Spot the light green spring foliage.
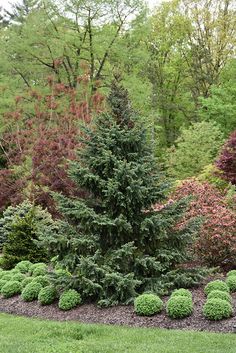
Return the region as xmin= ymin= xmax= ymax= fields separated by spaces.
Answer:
xmin=15 ymin=261 xmax=32 ymax=274
xmin=203 ymin=298 xmax=232 ymax=321
xmin=207 ymin=290 xmax=232 ymax=303
xmin=21 ymin=282 xmax=42 ymax=302
xmin=167 ymin=121 xmax=224 ymax=179
xmin=166 ymin=296 xmax=193 ymax=319
xmin=204 ymin=280 xmax=229 ymax=296
xmin=227 ymin=270 xmax=236 ymax=277
xmin=1 ymin=281 xmax=22 ymax=298
xmin=170 ymin=288 xmax=192 ymax=299
xmin=134 ymin=293 xmax=163 ymax=316
xmin=58 ymin=290 xmax=82 ymax=311
xmin=38 ymin=286 xmax=57 ymax=305
xmin=226 ymin=276 xmax=236 ymax=292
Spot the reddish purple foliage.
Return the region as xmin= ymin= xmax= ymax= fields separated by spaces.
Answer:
xmin=216 ymin=130 xmax=236 ymax=185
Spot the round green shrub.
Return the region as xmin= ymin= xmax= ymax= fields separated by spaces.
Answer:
xmin=22 ymin=277 xmax=33 ymax=288
xmin=0 ymin=271 xmax=9 ymax=280
xmin=134 ymin=294 xmax=163 ymax=316
xmin=204 ymin=280 xmax=229 ymax=295
xmin=207 ymin=290 xmax=232 ymax=303
xmin=166 ymin=296 xmax=193 ymax=319
xmin=226 ymin=276 xmax=236 ymax=292
xmin=31 ymin=263 xmax=47 ymax=277
xmin=32 ymin=276 xmax=49 ymax=287
xmin=1 ymin=281 xmax=22 ymax=298
xmin=15 ymin=260 xmax=32 ymax=273
xmin=21 ymin=282 xmax=42 ymax=302
xmin=203 ymin=298 xmax=232 ymax=320
xmin=38 ymin=286 xmax=57 ymax=305
xmin=227 ymin=270 xmax=236 ymax=278
xmin=58 ymin=289 xmax=82 ymax=311
xmin=0 ymin=279 xmax=7 ymax=290
xmin=171 ymin=289 xmax=192 ymax=299
xmin=10 ymin=268 xmax=19 ymax=275
xmin=1 ymin=273 xmax=12 ymax=281
xmin=11 ymin=273 xmax=25 ymax=282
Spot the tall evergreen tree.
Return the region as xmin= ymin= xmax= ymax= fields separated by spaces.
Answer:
xmin=41 ymin=78 xmax=199 ymax=306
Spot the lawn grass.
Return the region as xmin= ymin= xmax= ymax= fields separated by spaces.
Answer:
xmin=0 ymin=313 xmax=235 ymax=353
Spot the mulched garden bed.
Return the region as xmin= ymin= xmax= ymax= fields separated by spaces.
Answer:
xmin=0 ymin=287 xmax=236 ymax=333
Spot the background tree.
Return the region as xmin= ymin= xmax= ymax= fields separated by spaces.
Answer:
xmin=167 ymin=121 xmax=224 ymax=179
xmin=216 ymin=130 xmax=236 ymax=185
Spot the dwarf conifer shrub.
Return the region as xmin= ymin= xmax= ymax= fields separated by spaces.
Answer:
xmin=1 ymin=281 xmax=22 ymax=298
xmin=15 ymin=261 xmax=32 ymax=274
xmin=32 ymin=276 xmax=49 ymax=287
xmin=171 ymin=289 xmax=192 ymax=299
xmin=166 ymin=296 xmax=193 ymax=319
xmin=21 ymin=282 xmax=42 ymax=301
xmin=0 ymin=279 xmax=7 ymax=290
xmin=227 ymin=270 xmax=236 ymax=277
xmin=227 ymin=270 xmax=236 ymax=278
xmin=1 ymin=273 xmax=12 ymax=281
xmin=38 ymin=286 xmax=57 ymax=305
xmin=11 ymin=273 xmax=25 ymax=282
xmin=31 ymin=263 xmax=47 ymax=277
xmin=226 ymin=276 xmax=236 ymax=292
xmin=204 ymin=280 xmax=229 ymax=295
xmin=134 ymin=294 xmax=163 ymax=316
xmin=22 ymin=277 xmax=33 ymax=288
xmin=207 ymin=290 xmax=232 ymax=303
xmin=203 ymin=298 xmax=232 ymax=320
xmin=58 ymin=289 xmax=81 ymax=311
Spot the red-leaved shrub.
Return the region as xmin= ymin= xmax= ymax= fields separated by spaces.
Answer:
xmin=170 ymin=180 xmax=236 ymax=269
xmin=216 ymin=130 xmax=236 ymax=185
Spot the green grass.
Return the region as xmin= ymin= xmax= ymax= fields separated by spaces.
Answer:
xmin=0 ymin=313 xmax=235 ymax=353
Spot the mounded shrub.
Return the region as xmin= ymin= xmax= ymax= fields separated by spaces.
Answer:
xmin=226 ymin=276 xmax=236 ymax=292
xmin=134 ymin=294 xmax=163 ymax=316
xmin=21 ymin=282 xmax=42 ymax=302
xmin=30 ymin=263 xmax=47 ymax=277
xmin=32 ymin=276 xmax=49 ymax=287
xmin=0 ymin=279 xmax=7 ymax=290
xmin=38 ymin=286 xmax=57 ymax=305
xmin=11 ymin=273 xmax=25 ymax=282
xmin=0 ymin=271 xmax=9 ymax=280
xmin=58 ymin=289 xmax=82 ymax=311
xmin=227 ymin=270 xmax=236 ymax=278
xmin=203 ymin=298 xmax=232 ymax=320
xmin=22 ymin=277 xmax=33 ymax=288
xmin=1 ymin=281 xmax=22 ymax=298
xmin=204 ymin=280 xmax=229 ymax=295
xmin=15 ymin=261 xmax=32 ymax=274
xmin=207 ymin=290 xmax=232 ymax=303
xmin=170 ymin=289 xmax=192 ymax=299
xmin=166 ymin=296 xmax=193 ymax=319
xmin=1 ymin=273 xmax=12 ymax=281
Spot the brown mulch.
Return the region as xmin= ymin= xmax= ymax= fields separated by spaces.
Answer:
xmin=0 ymin=287 xmax=236 ymax=333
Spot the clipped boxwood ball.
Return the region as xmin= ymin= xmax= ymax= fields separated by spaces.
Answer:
xmin=11 ymin=273 xmax=25 ymax=282
xmin=166 ymin=296 xmax=193 ymax=319
xmin=204 ymin=280 xmax=229 ymax=296
xmin=32 ymin=276 xmax=49 ymax=287
xmin=227 ymin=270 xmax=236 ymax=278
xmin=21 ymin=282 xmax=42 ymax=302
xmin=15 ymin=261 xmax=32 ymax=274
xmin=207 ymin=290 xmax=232 ymax=303
xmin=58 ymin=289 xmax=81 ymax=311
xmin=0 ymin=279 xmax=7 ymax=290
xmin=38 ymin=286 xmax=57 ymax=305
xmin=226 ymin=276 xmax=236 ymax=292
xmin=1 ymin=281 xmax=22 ymax=298
xmin=171 ymin=289 xmax=192 ymax=300
xmin=203 ymin=298 xmax=232 ymax=320
xmin=134 ymin=294 xmax=163 ymax=316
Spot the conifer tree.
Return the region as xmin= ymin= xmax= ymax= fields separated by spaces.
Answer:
xmin=41 ymin=78 xmax=199 ymax=306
